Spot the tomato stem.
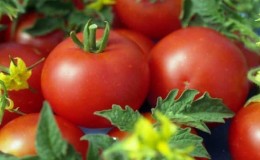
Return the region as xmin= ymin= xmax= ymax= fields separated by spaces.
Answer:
xmin=27 ymin=57 xmax=45 ymax=71
xmin=70 ymin=20 xmax=110 ymax=53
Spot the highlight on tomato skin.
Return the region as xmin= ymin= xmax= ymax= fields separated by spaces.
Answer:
xmin=0 ymin=113 xmax=88 ymax=158
xmin=147 ymin=26 xmax=250 ymax=114
xmin=228 ymin=102 xmax=260 ymax=160
xmin=41 ymin=22 xmax=150 ymax=128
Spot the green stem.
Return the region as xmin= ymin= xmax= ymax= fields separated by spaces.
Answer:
xmin=0 ymin=80 xmax=8 ymax=124
xmin=70 ymin=19 xmax=110 ymax=53
xmin=27 ymin=57 xmax=45 ymax=71
xmin=247 ymin=67 xmax=260 ymax=87
xmin=88 ymin=24 xmax=98 ymax=51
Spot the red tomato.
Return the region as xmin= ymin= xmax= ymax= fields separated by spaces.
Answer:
xmin=5 ymin=12 xmax=65 ymax=57
xmin=72 ymin=0 xmax=84 ymax=10
xmin=148 ymin=27 xmax=249 ymax=113
xmin=0 ymin=113 xmax=88 ymax=158
xmin=0 ymin=16 xmax=11 ymax=42
xmin=41 ymin=29 xmax=150 ymax=128
xmin=228 ymin=102 xmax=260 ymax=159
xmin=0 ymin=42 xmax=44 ymax=127
xmin=235 ymin=43 xmax=260 ymax=70
xmin=113 ymin=0 xmax=182 ymax=40
xmin=114 ymin=29 xmax=155 ymax=59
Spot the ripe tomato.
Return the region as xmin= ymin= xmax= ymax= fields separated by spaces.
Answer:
xmin=228 ymin=102 xmax=260 ymax=159
xmin=148 ymin=27 xmax=249 ymax=113
xmin=0 ymin=42 xmax=44 ymax=127
xmin=0 ymin=113 xmax=88 ymax=158
xmin=113 ymin=0 xmax=182 ymax=40
xmin=114 ymin=29 xmax=154 ymax=59
xmin=41 ymin=28 xmax=150 ymax=128
xmin=0 ymin=15 xmax=11 ymax=43
xmin=5 ymin=12 xmax=65 ymax=57
xmin=235 ymin=43 xmax=260 ymax=70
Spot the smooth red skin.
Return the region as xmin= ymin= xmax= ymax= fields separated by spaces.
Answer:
xmin=235 ymin=43 xmax=260 ymax=69
xmin=228 ymin=103 xmax=260 ymax=159
xmin=0 ymin=16 xmax=11 ymax=42
xmin=72 ymin=0 xmax=84 ymax=10
xmin=148 ymin=27 xmax=249 ymax=113
xmin=5 ymin=13 xmax=65 ymax=57
xmin=114 ymin=29 xmax=155 ymax=60
xmin=0 ymin=42 xmax=44 ymax=127
xmin=41 ymin=29 xmax=150 ymax=128
xmin=113 ymin=0 xmax=182 ymax=40
xmin=0 ymin=113 xmax=88 ymax=158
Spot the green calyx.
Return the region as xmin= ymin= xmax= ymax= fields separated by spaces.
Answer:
xmin=247 ymin=66 xmax=260 ymax=87
xmin=70 ymin=20 xmax=110 ymax=53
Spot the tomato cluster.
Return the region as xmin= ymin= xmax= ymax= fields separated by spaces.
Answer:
xmin=0 ymin=0 xmax=260 ymax=159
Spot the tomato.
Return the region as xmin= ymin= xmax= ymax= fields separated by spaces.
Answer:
xmin=72 ymin=0 xmax=84 ymax=10
xmin=228 ymin=102 xmax=260 ymax=159
xmin=113 ymin=0 xmax=182 ymax=40
xmin=0 ymin=16 xmax=11 ymax=43
xmin=5 ymin=12 xmax=65 ymax=57
xmin=148 ymin=27 xmax=249 ymax=113
xmin=41 ymin=28 xmax=150 ymax=128
xmin=114 ymin=29 xmax=154 ymax=59
xmin=0 ymin=113 xmax=88 ymax=158
xmin=0 ymin=42 xmax=44 ymax=127
xmin=235 ymin=43 xmax=260 ymax=70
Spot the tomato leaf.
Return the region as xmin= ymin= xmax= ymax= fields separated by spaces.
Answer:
xmin=0 ymin=153 xmax=39 ymax=160
xmin=153 ymin=89 xmax=234 ymax=133
xmin=170 ymin=127 xmax=210 ymax=159
xmin=24 ymin=17 xmax=64 ymax=36
xmin=35 ymin=101 xmax=82 ymax=160
xmin=35 ymin=0 xmax=74 ymax=17
xmin=95 ymin=105 xmax=141 ymax=131
xmin=181 ymin=0 xmax=260 ymax=53
xmin=0 ymin=0 xmax=25 ymax=20
xmin=81 ymin=134 xmax=116 ymax=160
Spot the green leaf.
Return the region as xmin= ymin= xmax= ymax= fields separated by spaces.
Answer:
xmin=0 ymin=152 xmax=39 ymax=160
xmin=24 ymin=17 xmax=64 ymax=36
xmin=35 ymin=101 xmax=82 ymax=160
xmin=67 ymin=10 xmax=92 ymax=33
xmin=169 ymin=128 xmax=210 ymax=159
xmin=0 ymin=0 xmax=25 ymax=20
xmin=181 ymin=0 xmax=260 ymax=53
xmin=153 ymin=89 xmax=234 ymax=133
xmin=95 ymin=105 xmax=141 ymax=131
xmin=244 ymin=94 xmax=260 ymax=106
xmin=0 ymin=152 xmax=20 ymax=160
xmin=35 ymin=0 xmax=74 ymax=17
xmin=81 ymin=134 xmax=116 ymax=160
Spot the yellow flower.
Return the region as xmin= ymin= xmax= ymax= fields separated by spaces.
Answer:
xmin=119 ymin=112 xmax=195 ymax=160
xmin=0 ymin=58 xmax=32 ymax=91
xmin=87 ymin=0 xmax=116 ymax=11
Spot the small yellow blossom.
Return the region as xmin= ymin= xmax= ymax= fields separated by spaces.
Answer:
xmin=0 ymin=57 xmax=32 ymax=91
xmin=87 ymin=0 xmax=116 ymax=11
xmin=115 ymin=112 xmax=195 ymax=160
